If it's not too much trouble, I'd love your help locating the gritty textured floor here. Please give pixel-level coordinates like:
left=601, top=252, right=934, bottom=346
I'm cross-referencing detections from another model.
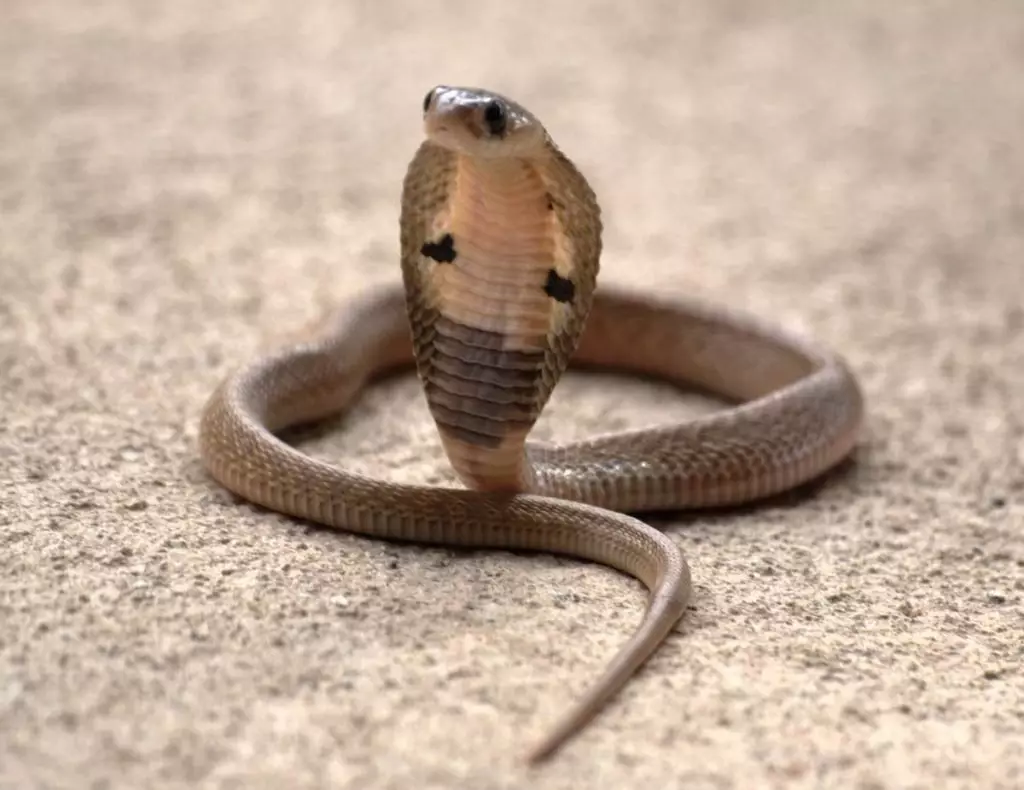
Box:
left=1, top=1, right=1022, bottom=788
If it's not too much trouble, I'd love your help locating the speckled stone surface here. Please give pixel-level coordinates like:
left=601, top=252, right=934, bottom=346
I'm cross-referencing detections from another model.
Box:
left=1, top=1, right=1021, bottom=788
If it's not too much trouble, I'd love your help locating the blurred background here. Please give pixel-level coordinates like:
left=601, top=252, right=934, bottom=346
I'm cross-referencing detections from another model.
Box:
left=2, top=1, right=1021, bottom=788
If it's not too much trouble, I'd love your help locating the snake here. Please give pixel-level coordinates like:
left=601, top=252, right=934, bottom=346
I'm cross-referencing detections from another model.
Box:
left=198, top=85, right=865, bottom=763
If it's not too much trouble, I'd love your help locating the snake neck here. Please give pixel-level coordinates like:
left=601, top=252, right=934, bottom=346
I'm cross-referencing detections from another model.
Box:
left=416, top=152, right=572, bottom=493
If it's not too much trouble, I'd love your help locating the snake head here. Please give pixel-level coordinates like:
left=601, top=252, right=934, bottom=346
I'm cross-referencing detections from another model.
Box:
left=422, top=85, right=548, bottom=159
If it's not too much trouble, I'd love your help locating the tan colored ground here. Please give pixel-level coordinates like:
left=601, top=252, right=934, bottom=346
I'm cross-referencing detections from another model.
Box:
left=2, top=1, right=1021, bottom=788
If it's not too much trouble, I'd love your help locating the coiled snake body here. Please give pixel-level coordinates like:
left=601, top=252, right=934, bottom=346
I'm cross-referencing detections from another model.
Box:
left=198, top=86, right=864, bottom=762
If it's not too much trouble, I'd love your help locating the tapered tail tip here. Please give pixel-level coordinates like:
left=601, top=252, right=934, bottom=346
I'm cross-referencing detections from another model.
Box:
left=524, top=736, right=564, bottom=766
left=523, top=711, right=591, bottom=765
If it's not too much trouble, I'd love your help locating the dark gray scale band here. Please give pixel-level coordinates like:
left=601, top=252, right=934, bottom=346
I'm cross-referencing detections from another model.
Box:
left=425, top=318, right=546, bottom=447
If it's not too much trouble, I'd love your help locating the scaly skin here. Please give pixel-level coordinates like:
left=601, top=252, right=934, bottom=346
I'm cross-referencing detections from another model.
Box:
left=198, top=86, right=864, bottom=763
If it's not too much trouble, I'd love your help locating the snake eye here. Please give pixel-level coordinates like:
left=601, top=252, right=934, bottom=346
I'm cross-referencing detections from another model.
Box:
left=483, top=100, right=507, bottom=137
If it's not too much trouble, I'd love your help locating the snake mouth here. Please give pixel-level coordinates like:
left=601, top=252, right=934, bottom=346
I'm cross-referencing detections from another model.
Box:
left=424, top=108, right=483, bottom=152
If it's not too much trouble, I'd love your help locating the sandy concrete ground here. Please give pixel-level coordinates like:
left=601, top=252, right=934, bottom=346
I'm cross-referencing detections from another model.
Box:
left=1, top=1, right=1021, bottom=788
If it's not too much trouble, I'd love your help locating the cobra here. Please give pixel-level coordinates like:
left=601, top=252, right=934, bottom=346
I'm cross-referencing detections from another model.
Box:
left=198, top=85, right=864, bottom=762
